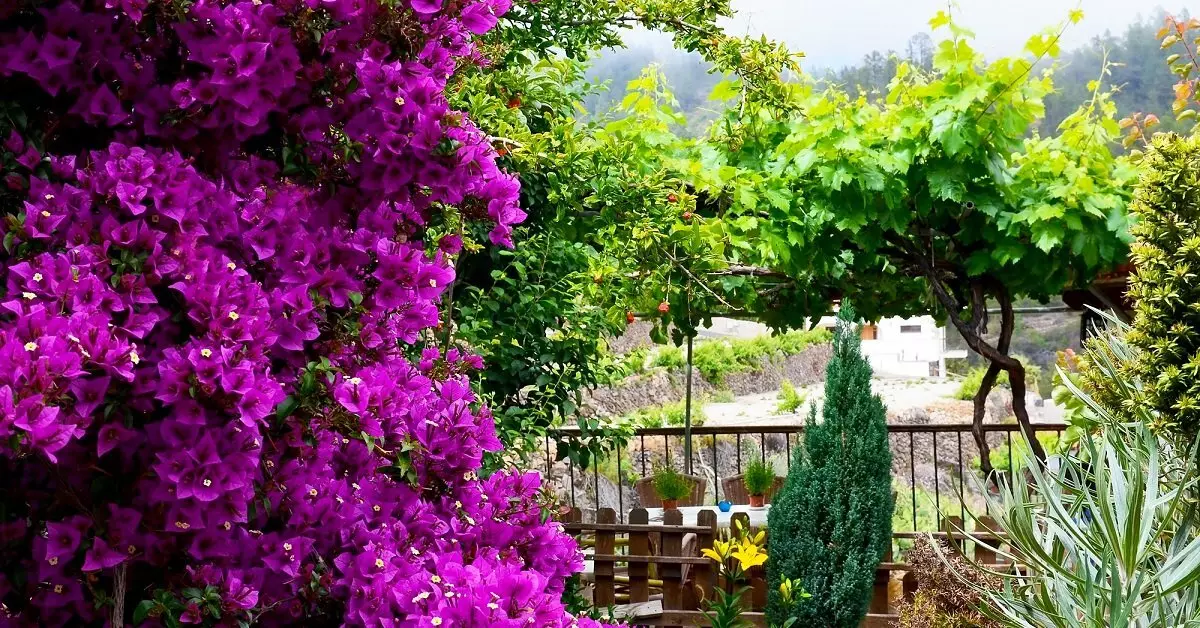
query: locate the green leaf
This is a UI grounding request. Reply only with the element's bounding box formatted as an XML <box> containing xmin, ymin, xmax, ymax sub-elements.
<box><xmin>133</xmin><ymin>600</ymin><xmax>156</xmax><ymax>625</ymax></box>
<box><xmin>707</xmin><ymin>79</ymin><xmax>741</xmax><ymax>102</ymax></box>
<box><xmin>791</xmin><ymin>148</ymin><xmax>818</xmax><ymax>174</ymax></box>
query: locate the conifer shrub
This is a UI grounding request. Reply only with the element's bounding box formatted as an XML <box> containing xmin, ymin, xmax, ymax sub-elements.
<box><xmin>766</xmin><ymin>303</ymin><xmax>894</xmax><ymax>627</ymax></box>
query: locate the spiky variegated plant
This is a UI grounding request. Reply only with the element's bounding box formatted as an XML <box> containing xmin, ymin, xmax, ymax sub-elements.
<box><xmin>945</xmin><ymin>313</ymin><xmax>1200</xmax><ymax>627</ymax></box>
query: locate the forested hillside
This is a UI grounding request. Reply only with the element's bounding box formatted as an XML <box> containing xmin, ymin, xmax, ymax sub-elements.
<box><xmin>585</xmin><ymin>9</ymin><xmax>1188</xmax><ymax>139</ymax></box>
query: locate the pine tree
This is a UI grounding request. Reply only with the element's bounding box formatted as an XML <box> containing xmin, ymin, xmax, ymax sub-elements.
<box><xmin>766</xmin><ymin>302</ymin><xmax>894</xmax><ymax>627</ymax></box>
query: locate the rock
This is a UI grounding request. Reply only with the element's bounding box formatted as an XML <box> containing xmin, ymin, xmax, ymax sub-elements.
<box><xmin>896</xmin><ymin>407</ymin><xmax>930</xmax><ymax>425</ymax></box>
<box><xmin>985</xmin><ymin>388</ymin><xmax>1013</xmax><ymax>422</ymax></box>
<box><xmin>580</xmin><ymin>343</ymin><xmax>832</xmax><ymax>418</ymax></box>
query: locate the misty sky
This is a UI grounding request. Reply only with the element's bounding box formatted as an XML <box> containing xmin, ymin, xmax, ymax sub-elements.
<box><xmin>624</xmin><ymin>0</ymin><xmax>1200</xmax><ymax>69</ymax></box>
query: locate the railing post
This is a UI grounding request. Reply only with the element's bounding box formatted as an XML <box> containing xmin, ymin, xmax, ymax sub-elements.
<box><xmin>616</xmin><ymin>442</ymin><xmax>624</xmax><ymax>522</ymax></box>
<box><xmin>871</xmin><ymin>547</ymin><xmax>893</xmax><ymax>615</ymax></box>
<box><xmin>696</xmin><ymin>509</ymin><xmax>717</xmax><ymax>605</ymax></box>
<box><xmin>594</xmin><ymin>508</ymin><xmax>616</xmax><ymax>609</ymax></box>
<box><xmin>661</xmin><ymin>509</ymin><xmax>685</xmax><ymax>628</ymax></box>
<box><xmin>628</xmin><ymin>508</ymin><xmax>651</xmax><ymax>604</ymax></box>
<box><xmin>975</xmin><ymin>515</ymin><xmax>1001</xmax><ymax>565</ymax></box>
<box><xmin>943</xmin><ymin>515</ymin><xmax>965</xmax><ymax>555</ymax></box>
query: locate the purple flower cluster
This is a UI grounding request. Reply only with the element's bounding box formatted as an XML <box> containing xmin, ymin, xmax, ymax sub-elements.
<box><xmin>0</xmin><ymin>0</ymin><xmax>600</xmax><ymax>626</ymax></box>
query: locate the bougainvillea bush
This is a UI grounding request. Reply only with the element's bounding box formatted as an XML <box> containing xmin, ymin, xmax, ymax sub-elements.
<box><xmin>0</xmin><ymin>0</ymin><xmax>604</xmax><ymax>625</ymax></box>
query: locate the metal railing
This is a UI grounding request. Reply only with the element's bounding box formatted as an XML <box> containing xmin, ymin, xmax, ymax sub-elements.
<box><xmin>546</xmin><ymin>421</ymin><xmax>1068</xmax><ymax>532</ymax></box>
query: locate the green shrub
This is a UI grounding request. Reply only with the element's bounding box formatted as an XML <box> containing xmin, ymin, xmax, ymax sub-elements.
<box><xmin>652</xmin><ymin>466</ymin><xmax>691</xmax><ymax>501</ymax></box>
<box><xmin>687</xmin><ymin>328</ymin><xmax>834</xmax><ymax>387</ymax></box>
<box><xmin>952</xmin><ymin>355</ymin><xmax>1041</xmax><ymax>400</ymax></box>
<box><xmin>744</xmin><ymin>457</ymin><xmax>775</xmax><ymax>496</ymax></box>
<box><xmin>776</xmin><ymin>380</ymin><xmax>806</xmax><ymax>414</ymax></box>
<box><xmin>693</xmin><ymin>340</ymin><xmax>738</xmax><ymax>384</ymax></box>
<box><xmin>596</xmin><ymin>346</ymin><xmax>650</xmax><ymax>385</ymax></box>
<box><xmin>971</xmin><ymin>431</ymin><xmax>1060</xmax><ymax>473</ymax></box>
<box><xmin>595</xmin><ymin>446</ymin><xmax>638</xmax><ymax>485</ymax></box>
<box><xmin>777</xmin><ymin>327</ymin><xmax>833</xmax><ymax>355</ymax></box>
<box><xmin>650</xmin><ymin>345</ymin><xmax>686</xmax><ymax>370</ymax></box>
<box><xmin>731</xmin><ymin>335</ymin><xmax>775</xmax><ymax>366</ymax></box>
<box><xmin>1093</xmin><ymin>133</ymin><xmax>1200</xmax><ymax>441</ymax></box>
<box><xmin>767</xmin><ymin>304</ymin><xmax>893</xmax><ymax>627</ymax></box>
<box><xmin>624</xmin><ymin>400</ymin><xmax>705</xmax><ymax>428</ymax></box>
<box><xmin>710</xmin><ymin>389</ymin><xmax>736</xmax><ymax>403</ymax></box>
<box><xmin>953</xmin><ymin>366</ymin><xmax>1009</xmax><ymax>400</ymax></box>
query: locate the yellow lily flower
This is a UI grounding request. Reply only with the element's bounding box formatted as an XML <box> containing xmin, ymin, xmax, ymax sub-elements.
<box><xmin>731</xmin><ymin>538</ymin><xmax>768</xmax><ymax>570</ymax></box>
<box><xmin>701</xmin><ymin>538</ymin><xmax>733</xmax><ymax>563</ymax></box>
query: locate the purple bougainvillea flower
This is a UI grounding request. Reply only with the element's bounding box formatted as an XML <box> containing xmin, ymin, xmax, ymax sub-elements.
<box><xmin>0</xmin><ymin>0</ymin><xmax>589</xmax><ymax>625</ymax></box>
<box><xmin>410</xmin><ymin>0</ymin><xmax>443</xmax><ymax>14</ymax></box>
<box><xmin>81</xmin><ymin>537</ymin><xmax>126</xmax><ymax>572</ymax></box>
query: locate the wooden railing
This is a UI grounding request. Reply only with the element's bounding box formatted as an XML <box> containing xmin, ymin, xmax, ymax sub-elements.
<box><xmin>565</xmin><ymin>506</ymin><xmax>766</xmax><ymax>627</ymax></box>
<box><xmin>564</xmin><ymin>506</ymin><xmax>1012</xmax><ymax>627</ymax></box>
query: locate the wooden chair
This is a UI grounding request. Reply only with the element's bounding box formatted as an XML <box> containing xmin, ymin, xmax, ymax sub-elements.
<box><xmin>720</xmin><ymin>475</ymin><xmax>785</xmax><ymax>505</ymax></box>
<box><xmin>633</xmin><ymin>474</ymin><xmax>708</xmax><ymax>508</ymax></box>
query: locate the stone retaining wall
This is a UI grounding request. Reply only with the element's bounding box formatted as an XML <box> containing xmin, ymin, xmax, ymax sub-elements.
<box><xmin>581</xmin><ymin>343</ymin><xmax>833</xmax><ymax>417</ymax></box>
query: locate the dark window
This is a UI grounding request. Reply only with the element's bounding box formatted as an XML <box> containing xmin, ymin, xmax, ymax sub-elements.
<box><xmin>900</xmin><ymin>324</ymin><xmax>922</xmax><ymax>334</ymax></box>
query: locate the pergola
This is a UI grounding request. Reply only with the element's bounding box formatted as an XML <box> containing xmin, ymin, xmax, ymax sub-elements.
<box><xmin>648</xmin><ymin>262</ymin><xmax>1136</xmax><ymax>474</ymax></box>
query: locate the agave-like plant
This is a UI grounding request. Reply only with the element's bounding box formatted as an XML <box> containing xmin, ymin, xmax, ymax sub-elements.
<box><xmin>943</xmin><ymin>313</ymin><xmax>1200</xmax><ymax>627</ymax></box>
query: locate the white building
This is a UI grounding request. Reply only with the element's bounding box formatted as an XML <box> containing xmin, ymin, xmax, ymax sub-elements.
<box><xmin>699</xmin><ymin>315</ymin><xmax>966</xmax><ymax>378</ymax></box>
<box><xmin>813</xmin><ymin>315</ymin><xmax>966</xmax><ymax>378</ymax></box>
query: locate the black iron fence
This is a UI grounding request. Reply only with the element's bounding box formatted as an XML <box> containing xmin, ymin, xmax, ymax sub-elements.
<box><xmin>545</xmin><ymin>421</ymin><xmax>1068</xmax><ymax>533</ymax></box>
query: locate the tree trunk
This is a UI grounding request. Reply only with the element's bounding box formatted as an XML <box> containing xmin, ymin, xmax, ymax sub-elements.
<box><xmin>994</xmin><ymin>290</ymin><xmax>1046</xmax><ymax>467</ymax></box>
<box><xmin>971</xmin><ymin>363</ymin><xmax>1003</xmax><ymax>480</ymax></box>
<box><xmin>918</xmin><ymin>272</ymin><xmax>1047</xmax><ymax>485</ymax></box>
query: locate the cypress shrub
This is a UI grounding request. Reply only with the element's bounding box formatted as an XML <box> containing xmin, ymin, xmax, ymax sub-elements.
<box><xmin>766</xmin><ymin>302</ymin><xmax>894</xmax><ymax>626</ymax></box>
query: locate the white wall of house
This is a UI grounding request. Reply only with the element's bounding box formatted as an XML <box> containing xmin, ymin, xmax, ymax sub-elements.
<box><xmin>699</xmin><ymin>314</ymin><xmax>957</xmax><ymax>379</ymax></box>
<box><xmin>815</xmin><ymin>315</ymin><xmax>950</xmax><ymax>378</ymax></box>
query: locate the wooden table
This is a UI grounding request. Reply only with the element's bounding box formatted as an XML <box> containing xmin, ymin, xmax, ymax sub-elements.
<box><xmin>644</xmin><ymin>504</ymin><xmax>770</xmax><ymax>529</ymax></box>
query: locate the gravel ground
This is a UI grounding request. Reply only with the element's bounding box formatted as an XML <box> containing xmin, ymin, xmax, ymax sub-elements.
<box><xmin>701</xmin><ymin>375</ymin><xmax>965</xmax><ymax>427</ymax></box>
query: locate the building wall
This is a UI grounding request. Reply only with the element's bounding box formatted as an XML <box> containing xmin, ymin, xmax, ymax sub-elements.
<box><xmin>699</xmin><ymin>315</ymin><xmax>951</xmax><ymax>379</ymax></box>
<box><xmin>815</xmin><ymin>315</ymin><xmax>947</xmax><ymax>378</ymax></box>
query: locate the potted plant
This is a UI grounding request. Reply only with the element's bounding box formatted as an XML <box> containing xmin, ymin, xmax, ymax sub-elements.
<box><xmin>653</xmin><ymin>466</ymin><xmax>691</xmax><ymax>510</ymax></box>
<box><xmin>744</xmin><ymin>458</ymin><xmax>775</xmax><ymax>508</ymax></box>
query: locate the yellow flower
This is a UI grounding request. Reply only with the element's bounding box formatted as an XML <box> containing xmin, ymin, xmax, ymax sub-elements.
<box><xmin>731</xmin><ymin>538</ymin><xmax>767</xmax><ymax>571</ymax></box>
<box><xmin>701</xmin><ymin>538</ymin><xmax>733</xmax><ymax>564</ymax></box>
<box><xmin>779</xmin><ymin>577</ymin><xmax>795</xmax><ymax>604</ymax></box>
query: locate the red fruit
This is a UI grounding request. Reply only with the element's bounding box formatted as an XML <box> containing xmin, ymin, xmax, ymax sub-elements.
<box><xmin>507</xmin><ymin>96</ymin><xmax>521</xmax><ymax>109</ymax></box>
<box><xmin>667</xmin><ymin>193</ymin><xmax>678</xmax><ymax>203</ymax></box>
<box><xmin>682</xmin><ymin>212</ymin><xmax>694</xmax><ymax>220</ymax></box>
<box><xmin>657</xmin><ymin>301</ymin><xmax>670</xmax><ymax>314</ymax></box>
<box><xmin>626</xmin><ymin>311</ymin><xmax>636</xmax><ymax>324</ymax></box>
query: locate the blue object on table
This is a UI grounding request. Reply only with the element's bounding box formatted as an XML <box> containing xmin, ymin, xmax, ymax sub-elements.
<box><xmin>717</xmin><ymin>500</ymin><xmax>732</xmax><ymax>512</ymax></box>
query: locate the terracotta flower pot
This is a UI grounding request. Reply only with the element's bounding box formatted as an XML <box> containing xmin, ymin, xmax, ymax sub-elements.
<box><xmin>749</xmin><ymin>494</ymin><xmax>765</xmax><ymax>508</ymax></box>
<box><xmin>662</xmin><ymin>498</ymin><xmax>679</xmax><ymax>510</ymax></box>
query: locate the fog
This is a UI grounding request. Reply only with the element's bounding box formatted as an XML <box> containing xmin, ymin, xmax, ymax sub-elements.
<box><xmin>620</xmin><ymin>0</ymin><xmax>1198</xmax><ymax>69</ymax></box>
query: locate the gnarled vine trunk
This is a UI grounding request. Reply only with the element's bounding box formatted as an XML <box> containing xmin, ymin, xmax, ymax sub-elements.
<box><xmin>919</xmin><ymin>272</ymin><xmax>1047</xmax><ymax>484</ymax></box>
